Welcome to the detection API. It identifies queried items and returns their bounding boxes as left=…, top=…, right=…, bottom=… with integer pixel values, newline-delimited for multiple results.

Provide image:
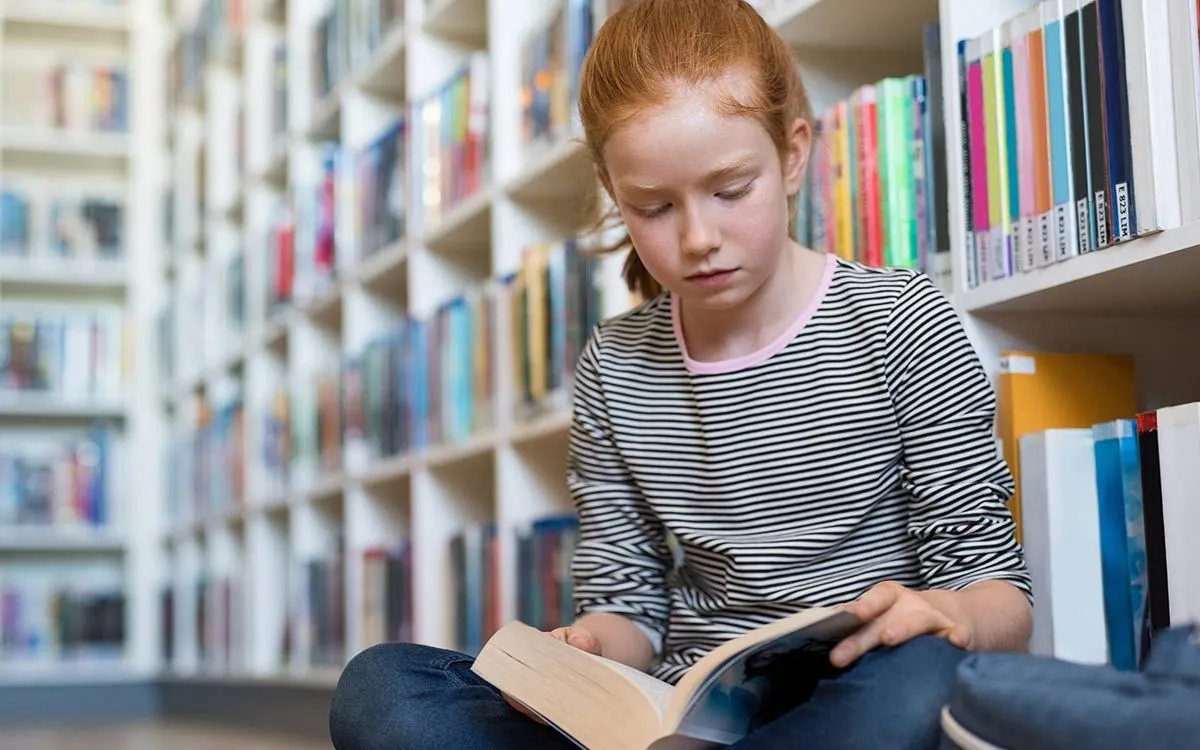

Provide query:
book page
left=592, top=654, right=674, bottom=718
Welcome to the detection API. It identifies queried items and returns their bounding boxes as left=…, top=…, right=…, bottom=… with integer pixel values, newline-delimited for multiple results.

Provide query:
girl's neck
left=677, top=242, right=829, bottom=366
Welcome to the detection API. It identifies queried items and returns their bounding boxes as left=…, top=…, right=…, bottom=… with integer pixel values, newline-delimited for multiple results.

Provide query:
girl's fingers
left=830, top=599, right=949, bottom=668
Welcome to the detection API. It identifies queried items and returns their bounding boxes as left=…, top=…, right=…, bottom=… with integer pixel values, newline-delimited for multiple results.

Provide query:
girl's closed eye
left=716, top=180, right=756, bottom=202
left=634, top=203, right=671, bottom=219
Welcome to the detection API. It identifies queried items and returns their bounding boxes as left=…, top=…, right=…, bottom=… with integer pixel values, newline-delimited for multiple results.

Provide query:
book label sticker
left=999, top=354, right=1037, bottom=375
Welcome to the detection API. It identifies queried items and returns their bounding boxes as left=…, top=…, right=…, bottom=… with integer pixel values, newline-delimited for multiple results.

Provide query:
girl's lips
left=686, top=269, right=737, bottom=287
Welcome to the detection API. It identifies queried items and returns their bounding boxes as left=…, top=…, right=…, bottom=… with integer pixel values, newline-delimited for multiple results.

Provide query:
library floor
left=0, top=721, right=331, bottom=749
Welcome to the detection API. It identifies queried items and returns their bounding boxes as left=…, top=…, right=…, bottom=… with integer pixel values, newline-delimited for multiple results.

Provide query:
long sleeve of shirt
left=884, top=274, right=1031, bottom=596
left=567, top=328, right=672, bottom=648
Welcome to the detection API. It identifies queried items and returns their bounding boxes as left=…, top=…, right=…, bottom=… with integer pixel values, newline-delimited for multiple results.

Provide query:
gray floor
left=0, top=721, right=332, bottom=749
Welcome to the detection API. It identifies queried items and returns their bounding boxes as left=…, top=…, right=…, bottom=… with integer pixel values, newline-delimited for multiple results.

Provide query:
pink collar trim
left=672, top=252, right=836, bottom=375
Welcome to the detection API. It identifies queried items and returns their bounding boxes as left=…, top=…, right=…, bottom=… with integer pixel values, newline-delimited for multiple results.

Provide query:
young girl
left=330, top=1, right=1033, bottom=747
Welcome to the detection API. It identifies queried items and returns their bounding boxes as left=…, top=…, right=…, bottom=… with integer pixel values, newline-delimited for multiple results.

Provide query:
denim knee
left=329, top=642, right=459, bottom=748
left=859, top=635, right=969, bottom=715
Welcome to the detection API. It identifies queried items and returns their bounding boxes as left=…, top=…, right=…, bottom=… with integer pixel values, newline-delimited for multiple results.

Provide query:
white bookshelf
left=938, top=0, right=1200, bottom=407
left=0, top=0, right=158, bottom=686
left=146, top=0, right=1200, bottom=691
left=145, top=0, right=941, bottom=686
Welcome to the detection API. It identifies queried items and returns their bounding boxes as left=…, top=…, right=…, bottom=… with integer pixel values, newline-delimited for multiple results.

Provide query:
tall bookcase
left=0, top=0, right=161, bottom=683
left=151, top=0, right=1200, bottom=692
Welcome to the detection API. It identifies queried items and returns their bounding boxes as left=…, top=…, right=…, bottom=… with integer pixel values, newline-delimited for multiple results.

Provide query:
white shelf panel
left=299, top=285, right=344, bottom=331
left=0, top=398, right=125, bottom=420
left=957, top=222, right=1200, bottom=316
left=768, top=0, right=939, bottom=51
left=506, top=139, right=594, bottom=207
left=305, top=91, right=342, bottom=141
left=0, top=528, right=125, bottom=553
left=422, top=430, right=498, bottom=471
left=423, top=186, right=494, bottom=254
left=354, top=24, right=406, bottom=99
left=0, top=661, right=145, bottom=686
left=0, top=262, right=127, bottom=292
left=256, top=140, right=290, bottom=187
left=161, top=667, right=340, bottom=689
left=0, top=128, right=130, bottom=166
left=0, top=2, right=129, bottom=32
left=359, top=453, right=412, bottom=489
left=423, top=0, right=488, bottom=46
left=510, top=409, right=572, bottom=447
left=304, top=472, right=347, bottom=504
left=349, top=240, right=408, bottom=295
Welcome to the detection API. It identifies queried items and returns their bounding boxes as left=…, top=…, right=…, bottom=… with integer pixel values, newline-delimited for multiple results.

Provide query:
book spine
left=968, top=42, right=992, bottom=284
left=984, top=29, right=1013, bottom=279
left=1065, top=0, right=1095, bottom=253
left=958, top=40, right=979, bottom=288
left=1081, top=0, right=1110, bottom=249
left=1027, top=10, right=1056, bottom=267
left=1097, top=0, right=1135, bottom=241
left=1012, top=17, right=1038, bottom=274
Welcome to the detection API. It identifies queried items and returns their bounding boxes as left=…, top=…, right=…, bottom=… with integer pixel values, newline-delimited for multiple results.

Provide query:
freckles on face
left=600, top=86, right=790, bottom=288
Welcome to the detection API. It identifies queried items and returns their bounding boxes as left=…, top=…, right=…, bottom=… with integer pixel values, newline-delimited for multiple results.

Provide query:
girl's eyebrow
left=616, top=156, right=758, bottom=194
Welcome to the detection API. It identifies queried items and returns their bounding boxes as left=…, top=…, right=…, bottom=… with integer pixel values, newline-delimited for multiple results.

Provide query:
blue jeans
left=329, top=634, right=968, bottom=749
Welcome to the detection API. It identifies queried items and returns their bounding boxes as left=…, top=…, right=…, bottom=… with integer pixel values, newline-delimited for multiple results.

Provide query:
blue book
left=1093, top=418, right=1148, bottom=670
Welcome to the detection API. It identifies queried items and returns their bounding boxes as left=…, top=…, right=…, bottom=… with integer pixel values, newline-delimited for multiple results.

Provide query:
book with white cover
left=1155, top=402, right=1200, bottom=627
left=1019, top=428, right=1108, bottom=664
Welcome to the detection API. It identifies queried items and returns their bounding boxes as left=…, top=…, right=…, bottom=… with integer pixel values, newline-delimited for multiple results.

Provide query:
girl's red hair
left=578, top=0, right=813, bottom=300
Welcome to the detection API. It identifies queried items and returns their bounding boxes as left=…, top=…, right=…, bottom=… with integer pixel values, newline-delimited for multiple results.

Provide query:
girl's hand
left=829, top=581, right=973, bottom=668
left=546, top=625, right=603, bottom=656
left=502, top=625, right=603, bottom=723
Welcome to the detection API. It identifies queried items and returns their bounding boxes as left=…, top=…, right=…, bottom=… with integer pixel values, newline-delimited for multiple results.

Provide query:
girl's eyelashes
left=627, top=179, right=755, bottom=219
left=634, top=203, right=671, bottom=219
left=716, top=180, right=755, bottom=201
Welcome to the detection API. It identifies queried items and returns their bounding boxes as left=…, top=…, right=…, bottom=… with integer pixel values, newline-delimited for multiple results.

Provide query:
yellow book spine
left=984, top=27, right=1012, bottom=278
left=528, top=245, right=548, bottom=401
left=832, top=103, right=852, bottom=261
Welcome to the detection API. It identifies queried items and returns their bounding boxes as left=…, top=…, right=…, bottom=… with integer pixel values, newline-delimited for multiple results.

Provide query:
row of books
left=0, top=579, right=125, bottom=661
left=362, top=542, right=413, bottom=647
left=1020, top=393, right=1200, bottom=675
left=311, top=0, right=404, bottom=106
left=450, top=515, right=579, bottom=655
left=412, top=54, right=490, bottom=235
left=342, top=116, right=406, bottom=266
left=519, top=0, right=594, bottom=152
left=954, top=0, right=1187, bottom=287
left=157, top=255, right=246, bottom=392
left=168, top=0, right=244, bottom=109
left=995, top=350, right=1197, bottom=668
left=799, top=64, right=949, bottom=274
left=166, top=391, right=246, bottom=528
left=1, top=60, right=129, bottom=135
left=0, top=424, right=121, bottom=530
left=0, top=308, right=126, bottom=405
left=270, top=38, right=289, bottom=141
left=265, top=146, right=340, bottom=311
left=291, top=538, right=346, bottom=670
left=0, top=182, right=125, bottom=264
left=157, top=513, right=577, bottom=661
left=515, top=514, right=579, bottom=634
left=254, top=236, right=602, bottom=494
left=194, top=575, right=243, bottom=670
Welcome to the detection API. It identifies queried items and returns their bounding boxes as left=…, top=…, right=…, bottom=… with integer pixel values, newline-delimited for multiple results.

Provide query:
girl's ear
left=781, top=116, right=811, bottom=196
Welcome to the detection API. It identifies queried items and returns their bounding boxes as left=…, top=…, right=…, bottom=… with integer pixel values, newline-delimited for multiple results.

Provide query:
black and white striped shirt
left=567, top=253, right=1032, bottom=685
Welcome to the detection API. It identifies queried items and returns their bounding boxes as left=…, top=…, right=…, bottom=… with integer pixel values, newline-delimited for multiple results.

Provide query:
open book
left=471, top=607, right=861, bottom=750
